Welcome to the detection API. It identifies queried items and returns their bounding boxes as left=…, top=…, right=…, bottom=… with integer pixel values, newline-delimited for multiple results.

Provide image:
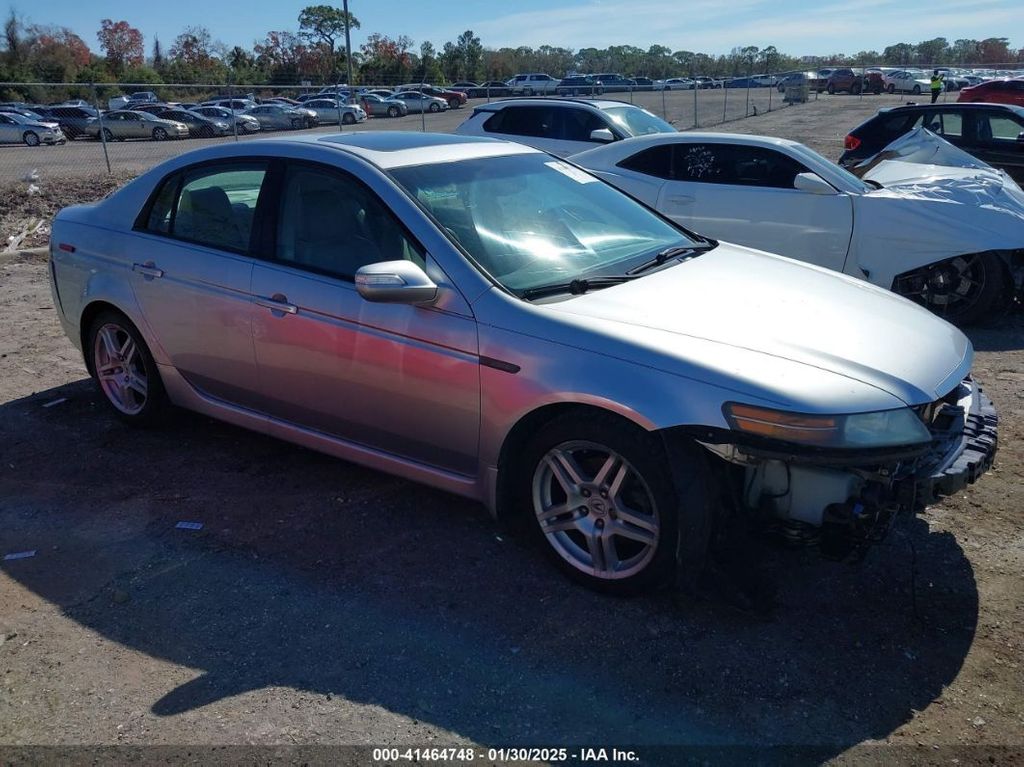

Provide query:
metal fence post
left=722, top=83, right=728, bottom=124
left=767, top=73, right=773, bottom=113
left=420, top=77, right=426, bottom=132
left=91, top=83, right=111, bottom=174
left=693, top=83, right=698, bottom=128
left=661, top=85, right=667, bottom=119
left=342, top=77, right=350, bottom=132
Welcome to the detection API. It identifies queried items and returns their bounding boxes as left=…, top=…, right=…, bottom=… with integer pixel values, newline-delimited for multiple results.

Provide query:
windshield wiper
left=627, top=242, right=717, bottom=275
left=521, top=275, right=636, bottom=300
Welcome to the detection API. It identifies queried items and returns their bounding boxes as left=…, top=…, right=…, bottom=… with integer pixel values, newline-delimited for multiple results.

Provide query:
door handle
left=132, top=262, right=164, bottom=278
left=255, top=294, right=298, bottom=315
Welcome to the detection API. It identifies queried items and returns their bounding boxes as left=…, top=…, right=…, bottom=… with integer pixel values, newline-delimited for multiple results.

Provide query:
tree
left=419, top=41, right=443, bottom=84
left=97, top=19, right=143, bottom=76
left=298, top=5, right=360, bottom=79
left=882, top=42, right=914, bottom=66
left=456, top=30, right=483, bottom=81
left=359, top=33, right=412, bottom=83
left=914, top=37, right=948, bottom=66
left=26, top=25, right=91, bottom=82
left=979, top=37, right=1010, bottom=64
left=951, top=39, right=981, bottom=65
left=3, top=10, right=24, bottom=65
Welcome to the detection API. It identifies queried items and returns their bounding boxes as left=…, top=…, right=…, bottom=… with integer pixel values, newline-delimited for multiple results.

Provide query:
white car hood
left=858, top=127, right=1017, bottom=186
left=545, top=242, right=971, bottom=408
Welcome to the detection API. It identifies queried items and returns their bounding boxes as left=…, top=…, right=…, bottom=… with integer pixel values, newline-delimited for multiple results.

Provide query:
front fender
left=850, top=185, right=1024, bottom=289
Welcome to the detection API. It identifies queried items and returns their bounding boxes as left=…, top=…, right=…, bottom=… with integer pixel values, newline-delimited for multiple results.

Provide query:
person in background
left=930, top=70, right=944, bottom=104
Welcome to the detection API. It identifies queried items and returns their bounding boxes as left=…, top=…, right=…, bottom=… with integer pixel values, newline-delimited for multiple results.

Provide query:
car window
left=559, top=108, right=609, bottom=142
left=152, top=163, right=268, bottom=251
left=483, top=106, right=556, bottom=138
left=617, top=144, right=675, bottom=179
left=980, top=114, right=1023, bottom=142
left=274, top=163, right=424, bottom=280
left=935, top=111, right=963, bottom=138
left=672, top=143, right=808, bottom=188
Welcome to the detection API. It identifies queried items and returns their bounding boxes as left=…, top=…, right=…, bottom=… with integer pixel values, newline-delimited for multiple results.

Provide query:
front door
left=656, top=141, right=853, bottom=272
left=250, top=161, right=480, bottom=475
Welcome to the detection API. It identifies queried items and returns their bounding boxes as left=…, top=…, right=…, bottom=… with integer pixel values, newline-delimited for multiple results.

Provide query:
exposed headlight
left=215, top=122, right=228, bottom=128
left=723, top=403, right=932, bottom=448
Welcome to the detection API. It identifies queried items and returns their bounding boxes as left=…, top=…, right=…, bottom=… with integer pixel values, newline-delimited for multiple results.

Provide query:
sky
left=22, top=0, right=1024, bottom=58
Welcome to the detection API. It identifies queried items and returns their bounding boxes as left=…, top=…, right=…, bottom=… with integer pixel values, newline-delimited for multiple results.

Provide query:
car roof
left=878, top=103, right=1024, bottom=117
left=472, top=98, right=637, bottom=112
left=298, top=131, right=538, bottom=169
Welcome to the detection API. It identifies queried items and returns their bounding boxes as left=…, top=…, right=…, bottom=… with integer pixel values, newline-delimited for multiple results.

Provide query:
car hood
left=541, top=242, right=970, bottom=408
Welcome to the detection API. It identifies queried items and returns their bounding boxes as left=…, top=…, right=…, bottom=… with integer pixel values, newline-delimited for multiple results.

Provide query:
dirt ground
left=1, top=98, right=1022, bottom=764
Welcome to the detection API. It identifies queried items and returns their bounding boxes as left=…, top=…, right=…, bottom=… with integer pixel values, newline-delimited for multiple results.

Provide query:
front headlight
left=723, top=403, right=932, bottom=448
left=215, top=122, right=228, bottom=128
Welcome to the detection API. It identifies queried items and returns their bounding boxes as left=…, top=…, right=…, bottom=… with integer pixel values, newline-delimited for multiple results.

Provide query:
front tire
left=87, top=311, right=168, bottom=425
left=827, top=83, right=835, bottom=95
left=912, top=84, right=921, bottom=95
left=428, top=102, right=441, bottom=113
left=152, top=127, right=167, bottom=141
left=893, top=252, right=1008, bottom=325
left=23, top=131, right=40, bottom=147
left=887, top=83, right=895, bottom=94
left=341, top=112, right=356, bottom=125
left=515, top=411, right=710, bottom=595
left=387, top=106, right=400, bottom=118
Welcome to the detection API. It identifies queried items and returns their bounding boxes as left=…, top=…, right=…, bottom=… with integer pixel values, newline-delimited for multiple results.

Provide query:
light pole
left=343, top=0, right=354, bottom=102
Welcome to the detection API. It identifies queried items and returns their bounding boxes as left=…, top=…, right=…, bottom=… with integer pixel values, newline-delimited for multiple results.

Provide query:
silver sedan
left=390, top=91, right=448, bottom=113
left=48, top=133, right=996, bottom=593
left=85, top=110, right=189, bottom=141
left=0, top=111, right=65, bottom=145
left=242, top=104, right=311, bottom=131
left=301, top=99, right=367, bottom=125
left=359, top=94, right=408, bottom=118
left=192, top=106, right=261, bottom=134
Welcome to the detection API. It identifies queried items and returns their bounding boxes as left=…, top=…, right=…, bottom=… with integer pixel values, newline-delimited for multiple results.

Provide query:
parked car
left=464, top=81, right=513, bottom=98
left=86, top=110, right=189, bottom=141
left=35, top=105, right=99, bottom=139
left=266, top=97, right=302, bottom=107
left=134, top=103, right=173, bottom=115
left=355, top=94, right=407, bottom=118
left=776, top=72, right=814, bottom=92
left=47, top=132, right=997, bottom=592
left=364, top=89, right=396, bottom=99
left=243, top=104, right=312, bottom=131
left=655, top=77, right=695, bottom=90
left=107, top=91, right=159, bottom=111
left=191, top=106, right=262, bottom=134
left=390, top=91, right=448, bottom=113
left=450, top=81, right=479, bottom=92
left=509, top=73, right=560, bottom=96
left=884, top=70, right=931, bottom=95
left=571, top=132, right=1024, bottom=324
left=455, top=98, right=676, bottom=157
left=631, top=77, right=656, bottom=91
left=301, top=99, right=367, bottom=125
left=202, top=98, right=258, bottom=114
left=556, top=76, right=603, bottom=96
left=825, top=68, right=863, bottom=95
left=957, top=79, right=1024, bottom=107
left=0, top=111, right=65, bottom=145
left=156, top=109, right=232, bottom=138
left=592, top=73, right=634, bottom=92
left=414, top=85, right=468, bottom=109
left=692, top=76, right=723, bottom=89
left=840, top=103, right=1024, bottom=184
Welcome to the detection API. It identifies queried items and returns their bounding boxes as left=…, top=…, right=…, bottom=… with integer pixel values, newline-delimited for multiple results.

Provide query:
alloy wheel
left=532, top=440, right=659, bottom=580
left=93, top=322, right=148, bottom=415
left=23, top=131, right=39, bottom=147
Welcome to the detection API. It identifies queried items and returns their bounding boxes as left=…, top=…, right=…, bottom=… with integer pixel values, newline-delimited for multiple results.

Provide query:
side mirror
left=355, top=260, right=438, bottom=305
left=793, top=172, right=836, bottom=195
left=589, top=128, right=615, bottom=143
left=1016, top=131, right=1024, bottom=143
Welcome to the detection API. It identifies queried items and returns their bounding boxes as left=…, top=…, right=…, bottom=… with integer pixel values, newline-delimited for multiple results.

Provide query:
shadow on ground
left=0, top=379, right=978, bottom=756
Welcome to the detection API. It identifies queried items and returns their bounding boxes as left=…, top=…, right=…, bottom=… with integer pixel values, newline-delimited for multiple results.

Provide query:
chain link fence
left=0, top=63, right=1020, bottom=206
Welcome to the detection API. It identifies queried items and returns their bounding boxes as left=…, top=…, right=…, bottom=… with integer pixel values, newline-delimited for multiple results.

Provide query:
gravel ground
left=0, top=96, right=1021, bottom=764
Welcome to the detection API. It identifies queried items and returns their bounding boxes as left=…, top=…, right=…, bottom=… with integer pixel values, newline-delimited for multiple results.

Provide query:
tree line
left=0, top=5, right=1021, bottom=102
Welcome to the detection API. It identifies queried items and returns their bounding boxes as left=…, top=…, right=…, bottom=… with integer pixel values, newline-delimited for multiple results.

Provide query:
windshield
left=390, top=153, right=700, bottom=293
left=603, top=106, right=676, bottom=137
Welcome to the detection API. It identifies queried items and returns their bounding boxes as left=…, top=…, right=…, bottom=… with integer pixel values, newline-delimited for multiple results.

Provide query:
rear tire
left=887, top=84, right=895, bottom=94
left=513, top=411, right=711, bottom=595
left=102, top=127, right=114, bottom=142
left=827, top=83, right=835, bottom=95
left=87, top=310, right=168, bottom=425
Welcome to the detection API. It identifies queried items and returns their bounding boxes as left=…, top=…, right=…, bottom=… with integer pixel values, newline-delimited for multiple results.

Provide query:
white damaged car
left=572, top=131, right=1024, bottom=324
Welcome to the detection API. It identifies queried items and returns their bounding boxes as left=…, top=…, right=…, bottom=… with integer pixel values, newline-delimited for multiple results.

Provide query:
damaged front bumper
left=694, top=378, right=998, bottom=561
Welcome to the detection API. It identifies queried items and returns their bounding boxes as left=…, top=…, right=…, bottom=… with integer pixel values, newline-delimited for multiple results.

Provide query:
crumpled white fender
left=843, top=129, right=1024, bottom=289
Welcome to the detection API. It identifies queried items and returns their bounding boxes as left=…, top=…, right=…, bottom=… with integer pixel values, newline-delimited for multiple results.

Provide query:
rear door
left=249, top=160, right=480, bottom=474
left=129, top=161, right=268, bottom=407
left=971, top=108, right=1024, bottom=181
left=0, top=114, right=18, bottom=143
left=656, top=141, right=853, bottom=270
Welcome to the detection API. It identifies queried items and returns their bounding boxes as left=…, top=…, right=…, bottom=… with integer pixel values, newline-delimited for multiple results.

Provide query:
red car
left=418, top=86, right=468, bottom=109
left=957, top=79, right=1024, bottom=106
